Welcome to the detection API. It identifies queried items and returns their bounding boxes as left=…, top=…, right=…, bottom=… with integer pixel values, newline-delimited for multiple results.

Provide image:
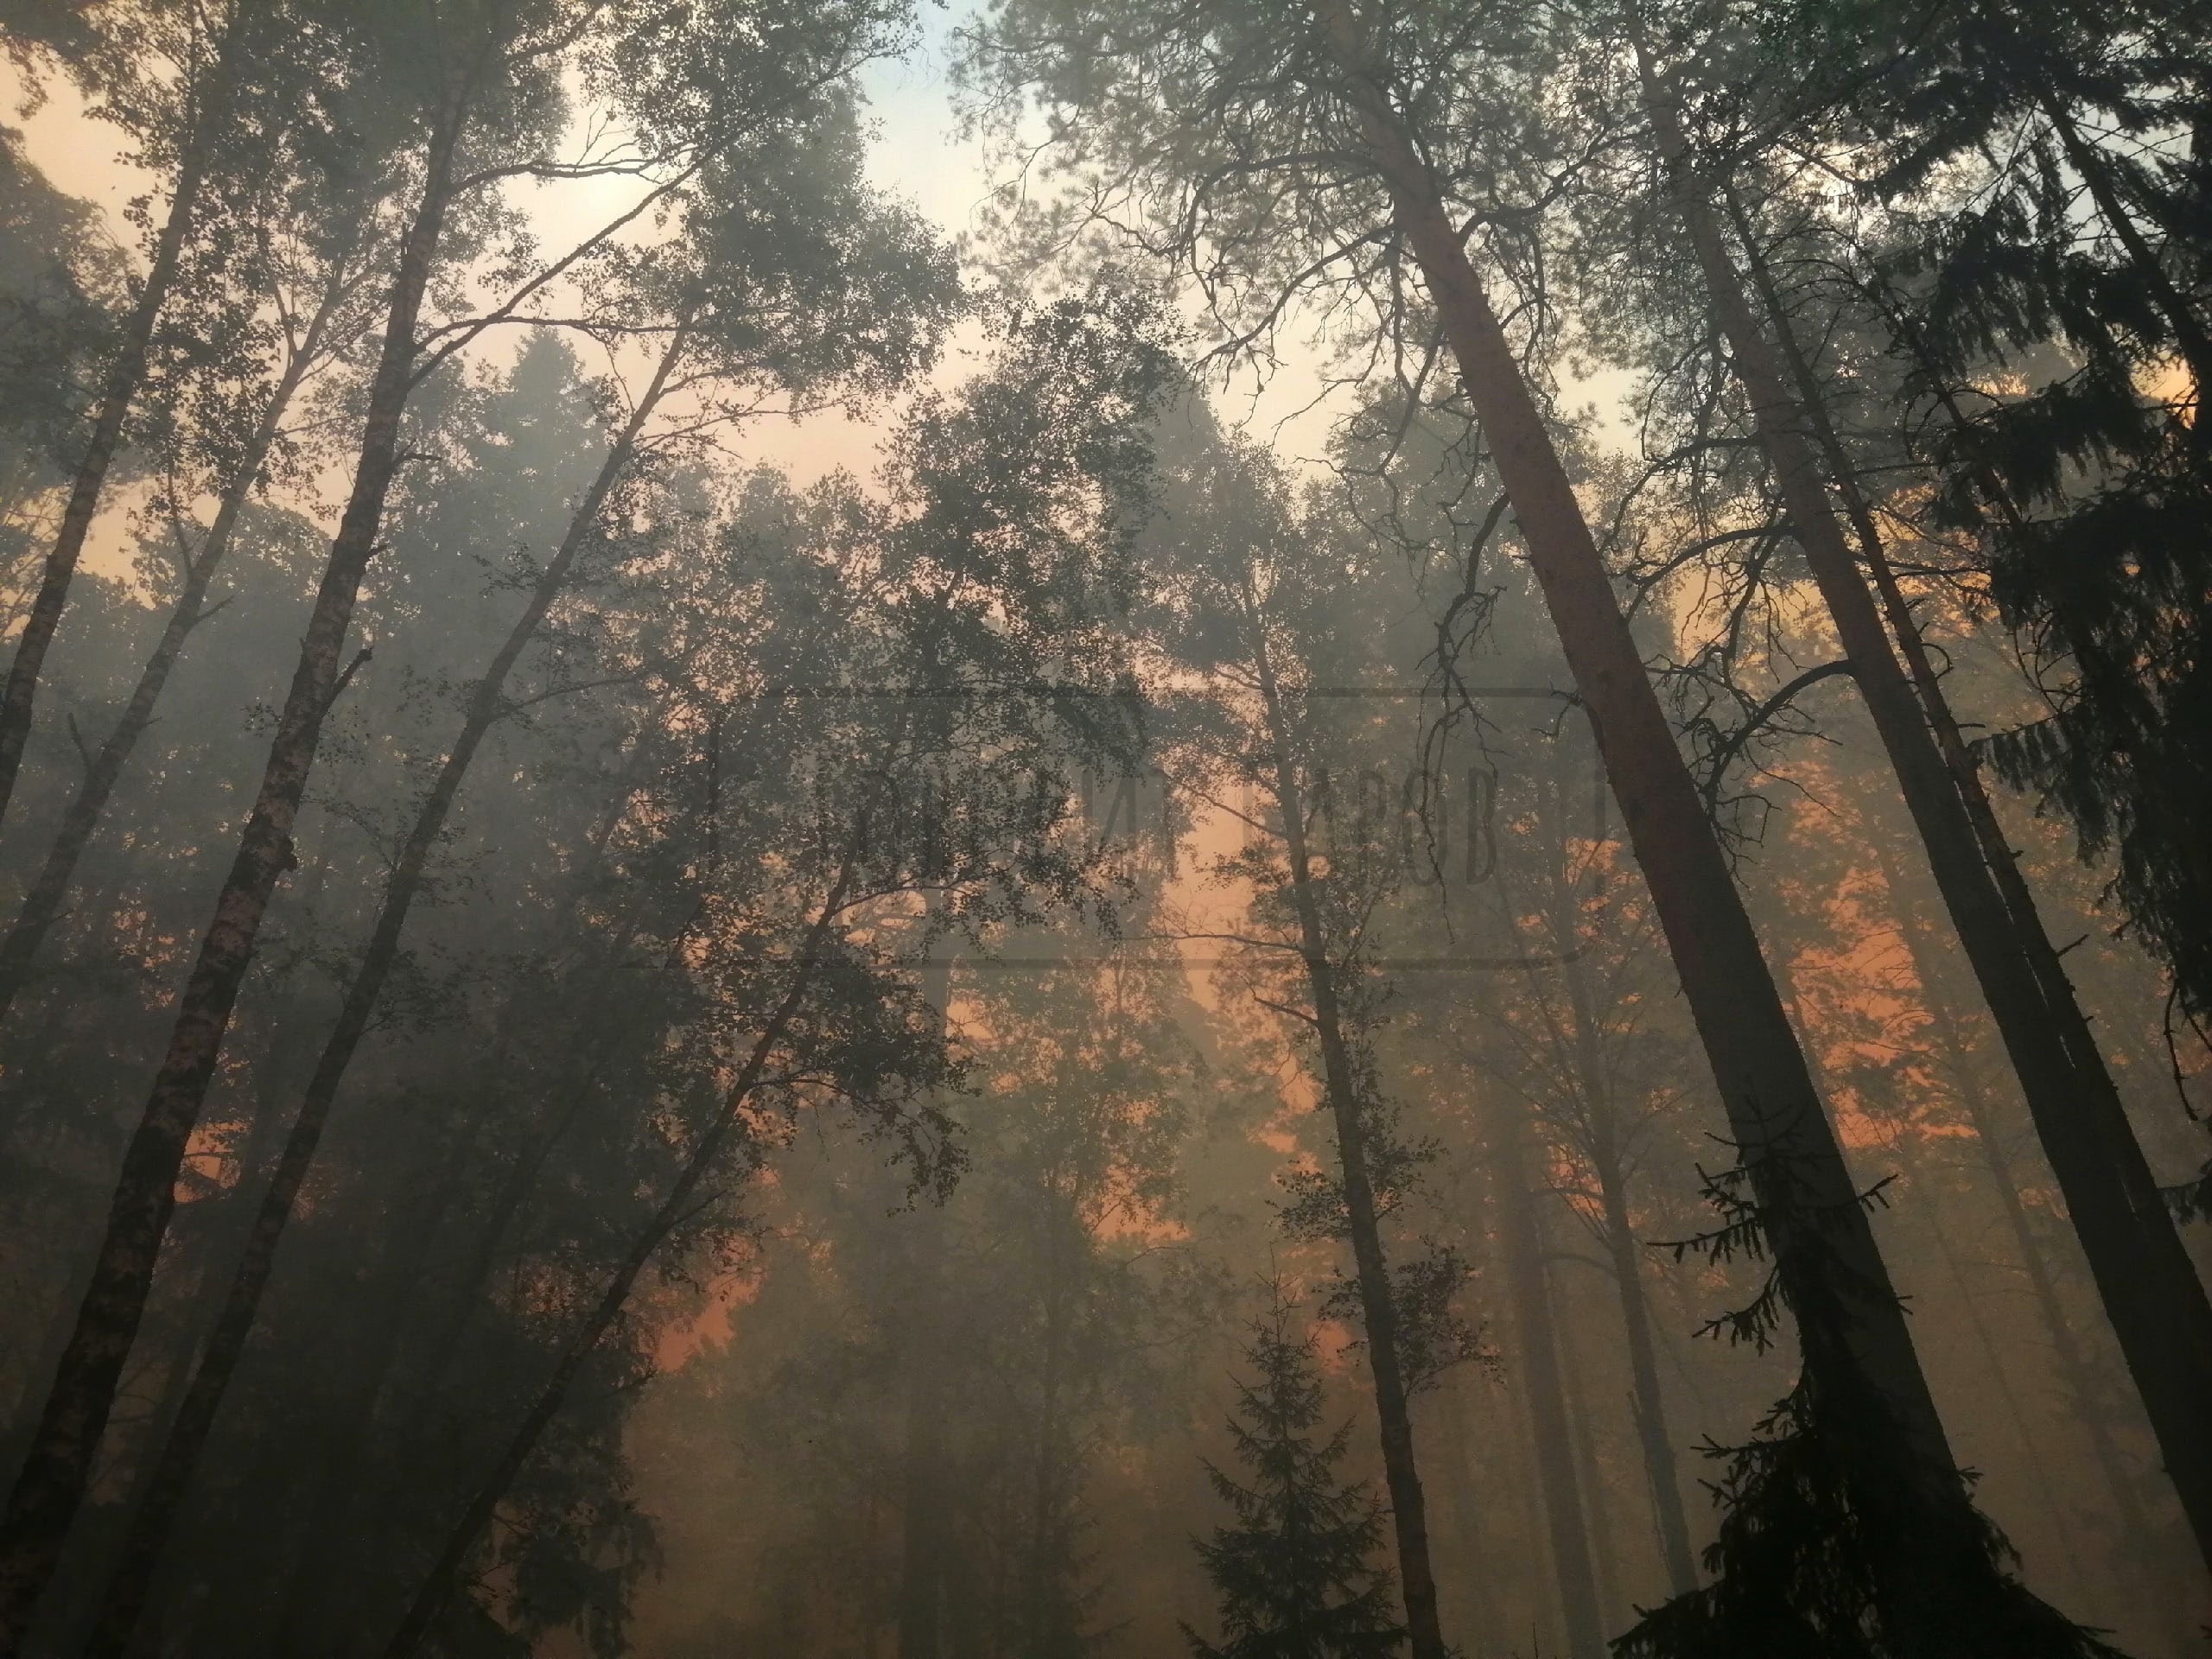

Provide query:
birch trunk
left=0, top=256, right=350, bottom=1027
left=0, top=5, right=251, bottom=825
left=0, top=94, right=466, bottom=1650
left=79, top=327, right=684, bottom=1655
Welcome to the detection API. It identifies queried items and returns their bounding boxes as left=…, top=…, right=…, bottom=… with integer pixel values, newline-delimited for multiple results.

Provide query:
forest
left=0, top=0, right=2209, bottom=1655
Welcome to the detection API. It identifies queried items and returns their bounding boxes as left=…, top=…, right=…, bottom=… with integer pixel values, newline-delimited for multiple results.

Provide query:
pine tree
left=1615, top=1148, right=2129, bottom=1659
left=1185, top=1294, right=1406, bottom=1659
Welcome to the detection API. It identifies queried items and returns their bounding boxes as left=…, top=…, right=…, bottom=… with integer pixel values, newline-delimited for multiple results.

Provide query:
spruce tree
left=1185, top=1294, right=1405, bottom=1659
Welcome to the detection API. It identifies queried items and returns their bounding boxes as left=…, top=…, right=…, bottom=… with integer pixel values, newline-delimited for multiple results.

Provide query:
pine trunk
left=0, top=99, right=465, bottom=1652
left=1872, top=826, right=2198, bottom=1631
left=1588, top=1138, right=1696, bottom=1595
left=899, top=944, right=954, bottom=1659
left=1537, top=775, right=1699, bottom=1597
left=1636, top=44, right=2212, bottom=1573
left=1250, top=603, right=1450, bottom=1659
left=1489, top=1098, right=1607, bottom=1659
left=1312, top=0, right=1957, bottom=1488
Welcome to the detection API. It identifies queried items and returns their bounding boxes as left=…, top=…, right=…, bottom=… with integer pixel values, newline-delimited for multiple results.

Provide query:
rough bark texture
left=1311, top=2, right=1955, bottom=1479
left=0, top=263, right=345, bottom=1027
left=0, top=8, right=245, bottom=826
left=1250, top=604, right=1449, bottom=1659
left=76, top=332, right=685, bottom=1657
left=0, top=99, right=464, bottom=1652
left=378, top=870, right=849, bottom=1657
left=1635, top=44, right=2212, bottom=1574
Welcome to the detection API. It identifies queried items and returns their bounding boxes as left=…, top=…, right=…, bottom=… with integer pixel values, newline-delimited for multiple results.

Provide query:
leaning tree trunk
left=1905, top=1140, right=2094, bottom=1603
left=377, top=867, right=852, bottom=1658
left=1719, top=182, right=2120, bottom=1080
left=1312, top=1, right=1956, bottom=1490
left=1247, top=610, right=1451, bottom=1659
left=76, top=324, right=685, bottom=1655
left=0, top=4, right=251, bottom=828
left=1632, top=39, right=2212, bottom=1574
left=1486, top=1096, right=1606, bottom=1659
left=0, top=255, right=350, bottom=1027
left=0, top=94, right=467, bottom=1652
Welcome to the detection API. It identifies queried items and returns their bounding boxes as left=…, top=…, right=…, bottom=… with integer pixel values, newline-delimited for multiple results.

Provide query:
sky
left=1, top=7, right=1607, bottom=568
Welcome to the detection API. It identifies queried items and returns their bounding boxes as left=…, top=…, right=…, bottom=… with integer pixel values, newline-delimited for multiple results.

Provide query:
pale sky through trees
left=5, top=1, right=1368, bottom=505
left=3, top=4, right=2206, bottom=1655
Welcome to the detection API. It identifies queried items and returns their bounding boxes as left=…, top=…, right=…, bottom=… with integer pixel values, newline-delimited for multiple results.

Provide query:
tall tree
left=0, top=0, right=277, bottom=824
left=0, top=203, right=373, bottom=1026
left=971, top=0, right=1978, bottom=1574
left=1146, top=423, right=1469, bottom=1659
left=78, top=104, right=961, bottom=1654
left=0, top=2, right=921, bottom=1640
left=378, top=289, right=1177, bottom=1652
left=1618, top=10, right=2212, bottom=1568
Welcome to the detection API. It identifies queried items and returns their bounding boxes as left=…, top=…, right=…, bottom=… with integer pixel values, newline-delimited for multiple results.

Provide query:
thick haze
left=1, top=3, right=2208, bottom=1658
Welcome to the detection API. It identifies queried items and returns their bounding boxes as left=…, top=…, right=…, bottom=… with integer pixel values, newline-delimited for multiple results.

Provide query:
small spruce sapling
left=1185, top=1286, right=1406, bottom=1659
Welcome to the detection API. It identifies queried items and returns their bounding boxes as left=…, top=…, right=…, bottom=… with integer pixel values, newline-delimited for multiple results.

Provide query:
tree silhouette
left=1186, top=1287, right=1405, bottom=1659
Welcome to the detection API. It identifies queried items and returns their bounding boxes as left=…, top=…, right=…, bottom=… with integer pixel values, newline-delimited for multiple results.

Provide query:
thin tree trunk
left=0, top=6, right=249, bottom=827
left=0, top=256, right=350, bottom=1028
left=1248, top=594, right=1450, bottom=1659
left=1720, top=184, right=2110, bottom=1090
left=1633, top=40, right=2212, bottom=1570
left=378, top=864, right=852, bottom=1658
left=0, top=96, right=467, bottom=1651
left=1024, top=1198, right=1071, bottom=1655
left=1556, top=1293, right=1624, bottom=1628
left=1488, top=1101, right=1606, bottom=1659
left=1587, top=1136, right=1696, bottom=1595
left=1312, top=0, right=1957, bottom=1487
left=896, top=1217, right=948, bottom=1659
left=899, top=940, right=953, bottom=1659
left=77, top=325, right=687, bottom=1656
left=1904, top=1139, right=2092, bottom=1609
left=1870, top=825, right=2190, bottom=1607
left=1439, top=1373, right=1504, bottom=1652
left=1535, top=770, right=1700, bottom=1598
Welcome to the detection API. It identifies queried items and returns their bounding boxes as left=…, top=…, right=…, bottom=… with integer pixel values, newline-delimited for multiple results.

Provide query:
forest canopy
left=0, top=1, right=2208, bottom=1656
